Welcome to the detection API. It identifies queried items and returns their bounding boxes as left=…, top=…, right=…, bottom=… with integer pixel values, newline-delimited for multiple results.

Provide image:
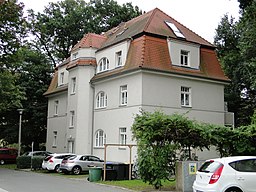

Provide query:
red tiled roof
left=92, top=35, right=229, bottom=82
left=66, top=58, right=97, bottom=70
left=102, top=8, right=212, bottom=49
left=71, top=33, right=107, bottom=51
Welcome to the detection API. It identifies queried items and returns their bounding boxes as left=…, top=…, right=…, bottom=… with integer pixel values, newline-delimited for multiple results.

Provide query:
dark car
left=0, top=148, right=18, bottom=165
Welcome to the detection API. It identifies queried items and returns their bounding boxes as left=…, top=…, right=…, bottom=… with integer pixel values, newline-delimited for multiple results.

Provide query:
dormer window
left=72, top=52, right=78, bottom=60
left=60, top=72, right=64, bottom=85
left=116, top=51, right=122, bottom=67
left=98, top=57, right=109, bottom=73
left=180, top=50, right=189, bottom=66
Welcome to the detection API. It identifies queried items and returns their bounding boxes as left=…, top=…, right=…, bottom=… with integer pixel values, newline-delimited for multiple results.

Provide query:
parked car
left=193, top=156, right=256, bottom=192
left=22, top=151, right=52, bottom=157
left=60, top=155, right=104, bottom=175
left=42, top=153, right=75, bottom=172
left=0, top=148, right=18, bottom=165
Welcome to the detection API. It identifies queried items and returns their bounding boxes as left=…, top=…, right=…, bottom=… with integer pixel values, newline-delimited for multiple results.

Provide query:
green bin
left=89, top=167, right=102, bottom=182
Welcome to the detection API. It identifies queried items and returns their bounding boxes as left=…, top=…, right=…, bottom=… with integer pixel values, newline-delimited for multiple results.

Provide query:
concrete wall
left=66, top=65, right=95, bottom=155
left=141, top=71, right=225, bottom=125
left=46, top=93, right=68, bottom=153
left=93, top=72, right=142, bottom=162
left=168, top=39, right=200, bottom=69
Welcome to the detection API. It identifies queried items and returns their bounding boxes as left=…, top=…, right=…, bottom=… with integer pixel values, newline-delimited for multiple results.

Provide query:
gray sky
left=19, top=0, right=240, bottom=43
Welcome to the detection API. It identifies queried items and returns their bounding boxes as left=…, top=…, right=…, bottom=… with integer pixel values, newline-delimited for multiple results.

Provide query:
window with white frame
left=120, top=85, right=128, bottom=106
left=60, top=72, right=64, bottom=85
left=95, top=130, right=106, bottom=147
left=71, top=77, right=76, bottom=94
left=96, top=92, right=107, bottom=108
left=54, top=100, right=59, bottom=115
left=180, top=50, right=189, bottom=66
left=70, top=110, right=75, bottom=127
left=68, top=140, right=74, bottom=153
left=53, top=131, right=57, bottom=147
left=97, top=57, right=109, bottom=73
left=116, top=51, right=122, bottom=67
left=119, top=127, right=127, bottom=145
left=181, top=86, right=191, bottom=107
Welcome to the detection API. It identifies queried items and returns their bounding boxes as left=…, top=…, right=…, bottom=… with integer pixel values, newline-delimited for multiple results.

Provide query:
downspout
left=90, top=82, right=95, bottom=155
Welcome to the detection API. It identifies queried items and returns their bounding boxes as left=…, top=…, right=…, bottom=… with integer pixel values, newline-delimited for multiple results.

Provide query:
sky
left=19, top=0, right=240, bottom=43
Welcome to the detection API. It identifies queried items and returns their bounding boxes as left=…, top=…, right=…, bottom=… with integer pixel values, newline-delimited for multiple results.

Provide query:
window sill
left=94, top=146, right=104, bottom=149
left=69, top=126, right=74, bottom=129
left=181, top=105, right=192, bottom=108
left=53, top=114, right=58, bottom=117
left=119, top=104, right=127, bottom=107
left=52, top=145, right=57, bottom=148
left=70, top=92, right=76, bottom=95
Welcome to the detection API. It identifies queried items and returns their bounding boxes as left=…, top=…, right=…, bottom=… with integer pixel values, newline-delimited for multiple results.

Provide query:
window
left=53, top=131, right=57, bottom=147
left=165, top=21, right=185, bottom=38
left=120, top=85, right=128, bottom=106
left=95, top=130, right=106, bottom=147
left=181, top=86, right=191, bottom=107
left=60, top=72, right=64, bottom=85
left=72, top=52, right=78, bottom=60
left=180, top=50, right=189, bottom=66
left=71, top=77, right=76, bottom=94
left=96, top=92, right=107, bottom=108
left=97, top=57, right=109, bottom=73
left=54, top=100, right=58, bottom=115
left=70, top=111, right=75, bottom=127
left=230, top=159, right=256, bottom=172
left=116, top=51, right=122, bottom=67
left=119, top=128, right=127, bottom=145
left=67, top=140, right=74, bottom=153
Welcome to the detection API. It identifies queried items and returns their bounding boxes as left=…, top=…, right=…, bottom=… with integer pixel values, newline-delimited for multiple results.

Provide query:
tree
left=0, top=46, right=52, bottom=150
left=0, top=0, right=27, bottom=111
left=27, top=0, right=142, bottom=66
left=214, top=2, right=256, bottom=126
left=132, top=110, right=256, bottom=189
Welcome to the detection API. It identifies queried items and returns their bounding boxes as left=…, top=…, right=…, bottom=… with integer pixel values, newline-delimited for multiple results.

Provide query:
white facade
left=45, top=9, right=231, bottom=162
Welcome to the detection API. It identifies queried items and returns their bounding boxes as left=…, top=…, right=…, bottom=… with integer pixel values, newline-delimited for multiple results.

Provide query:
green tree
left=27, top=0, right=142, bottom=66
left=214, top=2, right=256, bottom=126
left=0, top=46, right=52, bottom=149
left=0, top=0, right=27, bottom=111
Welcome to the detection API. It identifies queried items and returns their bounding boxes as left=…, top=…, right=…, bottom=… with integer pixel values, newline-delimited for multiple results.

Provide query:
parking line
left=0, top=188, right=8, bottom=192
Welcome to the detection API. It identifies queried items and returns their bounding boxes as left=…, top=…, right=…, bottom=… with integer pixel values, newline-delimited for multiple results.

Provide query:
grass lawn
left=0, top=164, right=17, bottom=169
left=99, top=179, right=176, bottom=191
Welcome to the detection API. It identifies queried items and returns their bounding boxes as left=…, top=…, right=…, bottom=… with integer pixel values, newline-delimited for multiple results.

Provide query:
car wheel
left=0, top=160, right=5, bottom=165
left=72, top=166, right=82, bottom=175
left=225, top=187, right=243, bottom=192
left=54, top=164, right=61, bottom=173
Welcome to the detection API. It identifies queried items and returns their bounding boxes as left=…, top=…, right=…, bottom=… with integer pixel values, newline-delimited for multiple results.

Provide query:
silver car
left=60, top=155, right=104, bottom=175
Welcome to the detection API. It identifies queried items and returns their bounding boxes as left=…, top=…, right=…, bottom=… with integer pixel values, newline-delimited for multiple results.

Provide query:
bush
left=16, top=156, right=44, bottom=170
left=17, top=156, right=31, bottom=169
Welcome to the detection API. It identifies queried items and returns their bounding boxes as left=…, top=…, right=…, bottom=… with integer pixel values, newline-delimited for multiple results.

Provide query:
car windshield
left=198, top=161, right=223, bottom=173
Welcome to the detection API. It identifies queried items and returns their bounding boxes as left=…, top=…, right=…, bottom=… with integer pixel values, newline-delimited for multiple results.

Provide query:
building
left=44, top=8, right=231, bottom=162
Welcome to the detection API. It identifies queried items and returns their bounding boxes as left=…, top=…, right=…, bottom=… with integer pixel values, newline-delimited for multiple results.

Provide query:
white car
left=193, top=156, right=256, bottom=192
left=42, top=153, right=75, bottom=172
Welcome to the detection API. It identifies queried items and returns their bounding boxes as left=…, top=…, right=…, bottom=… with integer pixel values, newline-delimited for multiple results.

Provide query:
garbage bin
left=105, top=162, right=130, bottom=180
left=89, top=167, right=102, bottom=182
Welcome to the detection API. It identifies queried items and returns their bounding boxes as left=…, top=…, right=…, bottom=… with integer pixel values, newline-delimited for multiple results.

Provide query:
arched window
left=97, top=57, right=109, bottom=73
left=95, top=130, right=106, bottom=147
left=96, top=91, right=107, bottom=108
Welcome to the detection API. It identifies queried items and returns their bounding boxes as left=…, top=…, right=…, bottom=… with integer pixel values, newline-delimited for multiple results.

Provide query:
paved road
left=0, top=168, right=132, bottom=192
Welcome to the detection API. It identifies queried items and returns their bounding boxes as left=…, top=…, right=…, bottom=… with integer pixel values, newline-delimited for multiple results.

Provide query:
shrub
left=16, top=156, right=44, bottom=170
